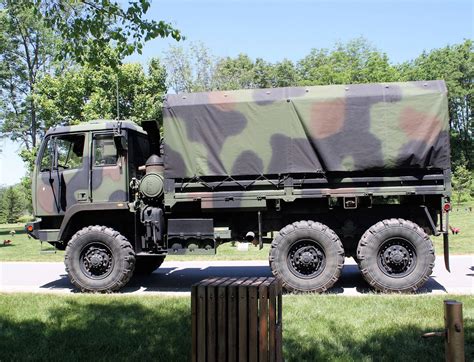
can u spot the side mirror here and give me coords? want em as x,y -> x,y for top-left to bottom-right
114,133 -> 128,154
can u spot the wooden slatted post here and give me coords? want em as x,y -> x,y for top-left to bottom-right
192,277 -> 283,362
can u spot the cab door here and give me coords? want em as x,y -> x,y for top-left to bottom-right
90,132 -> 128,202
35,133 -> 90,217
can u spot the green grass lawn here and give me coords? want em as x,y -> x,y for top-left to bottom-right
1,204 -> 472,262
0,293 -> 471,361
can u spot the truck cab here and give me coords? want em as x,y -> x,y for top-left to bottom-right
28,120 -> 149,247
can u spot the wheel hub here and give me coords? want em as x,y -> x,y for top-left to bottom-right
384,245 -> 409,265
81,244 -> 113,279
378,238 -> 416,277
300,251 -> 315,265
287,240 -> 326,279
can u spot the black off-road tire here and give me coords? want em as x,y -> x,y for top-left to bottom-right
65,226 -> 135,293
269,220 -> 345,293
357,218 -> 435,293
134,256 -> 166,274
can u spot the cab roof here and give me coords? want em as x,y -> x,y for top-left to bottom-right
45,120 -> 145,136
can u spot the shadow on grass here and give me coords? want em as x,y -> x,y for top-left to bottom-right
0,297 -> 472,361
283,317 -> 473,361
0,300 -> 191,361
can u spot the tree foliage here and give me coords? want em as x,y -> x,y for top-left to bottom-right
297,38 -> 400,85
164,42 -> 215,93
0,186 -> 24,223
452,163 -> 473,205
13,0 -> 182,67
0,0 -> 180,156
0,1 -> 58,150
36,59 -> 167,125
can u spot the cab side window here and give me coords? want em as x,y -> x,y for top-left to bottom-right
94,134 -> 118,166
56,135 -> 85,169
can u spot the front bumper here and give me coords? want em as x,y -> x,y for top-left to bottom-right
25,219 -> 41,239
25,219 -> 60,242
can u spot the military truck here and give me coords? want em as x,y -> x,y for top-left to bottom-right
26,80 -> 452,293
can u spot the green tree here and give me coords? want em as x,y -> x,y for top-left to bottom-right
10,0 -> 182,68
35,59 -> 167,126
297,37 -> 400,85
252,58 -> 274,88
214,54 -> 255,90
0,186 -> 24,223
452,163 -> 473,205
164,42 -> 216,93
0,1 -> 58,152
273,59 -> 299,87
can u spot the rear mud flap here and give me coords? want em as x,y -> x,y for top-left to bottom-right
443,232 -> 450,272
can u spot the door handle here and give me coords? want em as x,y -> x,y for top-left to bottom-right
75,191 -> 88,201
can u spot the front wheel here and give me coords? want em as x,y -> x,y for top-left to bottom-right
65,226 -> 135,293
269,220 -> 345,293
356,219 -> 435,293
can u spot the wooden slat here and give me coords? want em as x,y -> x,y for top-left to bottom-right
207,278 -> 229,362
268,279 -> 277,362
238,278 -> 254,362
217,278 -> 236,361
276,280 -> 283,362
228,278 -> 246,362
259,278 -> 272,362
191,283 -> 198,362
248,278 -> 264,362
197,281 -> 207,362
195,278 -> 218,362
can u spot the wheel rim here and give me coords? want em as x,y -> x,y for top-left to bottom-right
287,239 -> 326,279
79,242 -> 114,280
377,237 -> 416,278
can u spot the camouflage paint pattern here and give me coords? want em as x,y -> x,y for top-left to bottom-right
163,80 -> 449,178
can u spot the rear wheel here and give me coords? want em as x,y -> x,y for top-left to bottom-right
134,256 -> 166,274
65,226 -> 135,293
269,220 -> 344,293
357,218 -> 435,293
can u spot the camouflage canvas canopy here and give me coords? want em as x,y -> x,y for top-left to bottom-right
163,80 -> 449,178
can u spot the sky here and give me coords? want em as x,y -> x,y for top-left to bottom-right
0,0 -> 473,186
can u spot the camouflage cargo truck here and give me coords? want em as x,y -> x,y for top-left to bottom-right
26,80 -> 452,293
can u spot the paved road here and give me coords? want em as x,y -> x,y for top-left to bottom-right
0,256 -> 472,295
